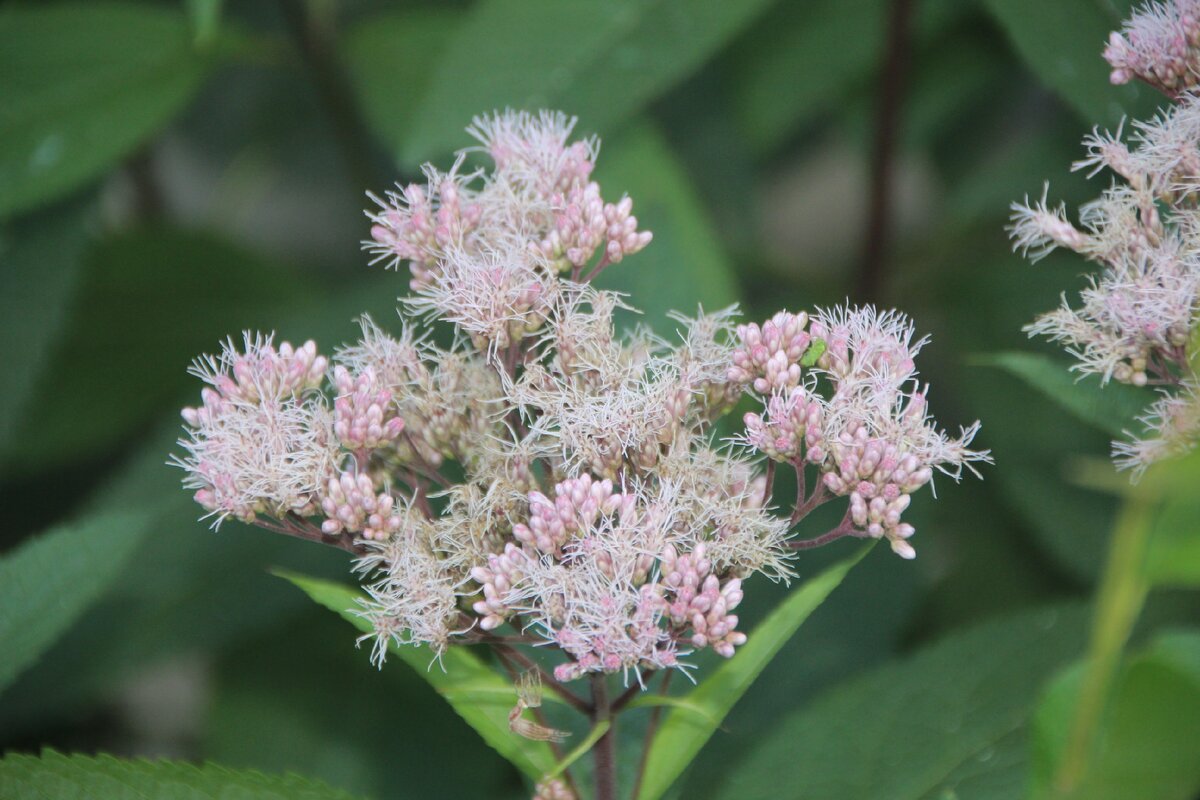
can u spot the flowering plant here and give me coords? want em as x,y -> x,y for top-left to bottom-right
174,110 -> 988,799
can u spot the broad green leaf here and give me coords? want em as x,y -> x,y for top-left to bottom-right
1146,495 -> 1200,587
1031,632 -> 1200,800
729,0 -> 966,155
2,226 -> 320,473
975,352 -> 1149,438
592,121 -> 739,333
342,9 -> 460,166
637,544 -> 872,800
277,570 -> 559,781
980,0 -> 1158,127
0,3 -> 214,217
0,194 -> 91,455
0,750 -> 360,800
405,0 -> 776,165
0,505 -> 158,694
712,604 -> 1089,800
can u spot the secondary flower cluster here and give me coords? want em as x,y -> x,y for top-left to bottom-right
1104,0 -> 1200,95
1010,2 -> 1200,475
176,110 -> 986,690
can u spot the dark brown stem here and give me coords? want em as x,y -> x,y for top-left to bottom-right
126,146 -> 166,221
762,460 -> 777,508
278,0 -> 383,191
582,252 -> 612,283
254,514 -> 365,556
591,673 -> 617,800
855,0 -> 916,301
631,670 -> 673,800
493,644 -> 592,715
789,480 -> 830,526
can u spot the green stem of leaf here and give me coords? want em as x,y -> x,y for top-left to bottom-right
545,719 -> 612,781
1055,498 -> 1154,792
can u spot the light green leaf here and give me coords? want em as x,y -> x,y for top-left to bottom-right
0,2 -> 215,217
637,544 -> 872,800
405,0 -> 776,165
0,505 -> 158,694
980,0 -> 1158,126
0,194 -> 91,455
975,352 -> 1150,438
592,121 -> 739,333
0,750 -> 361,800
1031,632 -> 1200,800
276,570 -> 559,781
342,9 -> 460,167
712,603 -> 1089,800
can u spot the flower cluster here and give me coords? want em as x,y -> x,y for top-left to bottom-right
176,111 -> 985,705
1104,0 -> 1200,96
1010,21 -> 1200,474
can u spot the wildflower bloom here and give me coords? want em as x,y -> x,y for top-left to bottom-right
1103,0 -> 1200,95
176,110 -> 985,699
1010,74 -> 1200,473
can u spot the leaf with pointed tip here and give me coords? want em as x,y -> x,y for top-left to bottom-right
276,570 -> 559,781
636,544 -> 872,800
0,750 -> 361,800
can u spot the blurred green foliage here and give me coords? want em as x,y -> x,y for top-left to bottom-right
1,0 -> 1198,798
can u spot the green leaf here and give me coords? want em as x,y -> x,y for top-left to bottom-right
405,0 -> 776,165
711,603 -> 1089,800
1031,632 -> 1200,800
0,2 -> 215,217
276,570 -> 559,781
591,121 -> 739,333
1146,493 -> 1200,587
980,0 -> 1158,126
0,505 -> 158,694
0,750 -> 361,800
975,352 -> 1149,438
637,544 -> 872,800
0,194 -> 91,455
342,9 -> 460,167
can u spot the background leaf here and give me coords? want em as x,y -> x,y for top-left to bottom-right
711,604 -> 1089,800
0,750 -> 361,800
0,2 -> 214,217
637,544 -> 871,800
0,506 -> 158,694
404,0 -> 778,165
979,0 -> 1158,126
975,352 -> 1150,438
277,570 -> 559,782
1030,631 -> 1200,800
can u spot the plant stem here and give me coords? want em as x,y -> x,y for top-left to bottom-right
591,673 -> 617,800
254,514 -> 364,555
631,670 -> 672,800
788,510 -> 858,550
1054,498 -> 1154,794
856,0 -> 916,301
493,644 -> 592,715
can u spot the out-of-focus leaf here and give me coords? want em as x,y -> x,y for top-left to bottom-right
0,750 -> 360,800
0,2 -> 214,217
205,609 -> 519,799
0,194 -> 91,455
0,506 -> 157,694
277,570 -> 559,781
976,352 -> 1149,438
1146,495 -> 1200,587
637,545 -> 871,800
343,9 -> 460,166
592,121 -> 739,332
712,604 -> 1088,800
980,0 -> 1158,126
405,0 -> 776,165
729,0 -> 965,155
1031,632 -> 1200,800
2,227 -> 319,472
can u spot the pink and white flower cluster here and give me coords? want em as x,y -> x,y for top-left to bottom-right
1011,29 -> 1200,474
176,110 -> 986,692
